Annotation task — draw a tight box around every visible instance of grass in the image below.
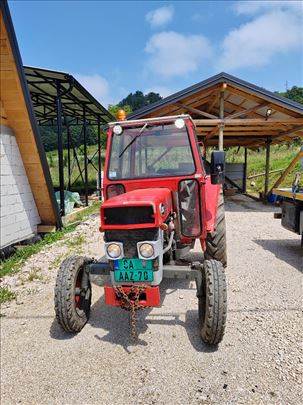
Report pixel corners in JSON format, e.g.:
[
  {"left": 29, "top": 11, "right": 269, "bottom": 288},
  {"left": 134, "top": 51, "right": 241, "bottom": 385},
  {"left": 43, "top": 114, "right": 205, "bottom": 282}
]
[
  {"left": 0, "top": 201, "right": 101, "bottom": 280},
  {"left": 48, "top": 143, "right": 301, "bottom": 194},
  {"left": 47, "top": 146, "right": 105, "bottom": 190},
  {"left": 0, "top": 287, "right": 16, "bottom": 305},
  {"left": 27, "top": 267, "right": 44, "bottom": 282},
  {"left": 223, "top": 144, "right": 300, "bottom": 193},
  {"left": 65, "top": 234, "right": 86, "bottom": 248}
]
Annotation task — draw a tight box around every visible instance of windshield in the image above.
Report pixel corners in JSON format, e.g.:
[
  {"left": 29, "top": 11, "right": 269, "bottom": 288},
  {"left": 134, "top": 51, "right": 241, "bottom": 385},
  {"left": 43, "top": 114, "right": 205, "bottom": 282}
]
[{"left": 108, "top": 123, "right": 196, "bottom": 180}]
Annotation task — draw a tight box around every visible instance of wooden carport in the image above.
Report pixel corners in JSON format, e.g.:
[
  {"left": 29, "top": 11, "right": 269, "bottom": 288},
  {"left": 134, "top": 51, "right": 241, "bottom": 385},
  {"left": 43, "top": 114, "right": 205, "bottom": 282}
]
[{"left": 128, "top": 73, "right": 303, "bottom": 194}]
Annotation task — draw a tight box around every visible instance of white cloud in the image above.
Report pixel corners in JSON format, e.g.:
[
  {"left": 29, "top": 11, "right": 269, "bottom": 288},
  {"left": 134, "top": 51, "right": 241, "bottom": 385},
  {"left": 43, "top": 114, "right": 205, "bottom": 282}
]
[
  {"left": 234, "top": 0, "right": 302, "bottom": 15},
  {"left": 218, "top": 9, "right": 302, "bottom": 71},
  {"left": 74, "top": 73, "right": 110, "bottom": 104},
  {"left": 144, "top": 85, "right": 173, "bottom": 98},
  {"left": 145, "top": 31, "right": 213, "bottom": 78},
  {"left": 146, "top": 5, "right": 174, "bottom": 28}
]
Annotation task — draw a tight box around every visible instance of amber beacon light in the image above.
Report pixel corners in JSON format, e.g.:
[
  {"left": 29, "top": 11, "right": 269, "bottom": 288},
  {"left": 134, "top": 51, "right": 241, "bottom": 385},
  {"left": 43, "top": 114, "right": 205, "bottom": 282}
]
[{"left": 116, "top": 109, "right": 127, "bottom": 120}]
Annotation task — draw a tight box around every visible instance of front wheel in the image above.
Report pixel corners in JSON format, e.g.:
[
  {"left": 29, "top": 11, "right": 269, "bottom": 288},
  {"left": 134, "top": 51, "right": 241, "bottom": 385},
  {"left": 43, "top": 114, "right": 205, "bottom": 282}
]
[
  {"left": 54, "top": 255, "right": 92, "bottom": 333},
  {"left": 197, "top": 259, "right": 227, "bottom": 345}
]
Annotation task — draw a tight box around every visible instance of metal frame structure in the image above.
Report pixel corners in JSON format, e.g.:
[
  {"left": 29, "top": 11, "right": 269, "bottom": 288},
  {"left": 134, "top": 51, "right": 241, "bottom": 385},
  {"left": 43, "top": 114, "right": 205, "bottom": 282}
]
[{"left": 24, "top": 66, "right": 114, "bottom": 216}]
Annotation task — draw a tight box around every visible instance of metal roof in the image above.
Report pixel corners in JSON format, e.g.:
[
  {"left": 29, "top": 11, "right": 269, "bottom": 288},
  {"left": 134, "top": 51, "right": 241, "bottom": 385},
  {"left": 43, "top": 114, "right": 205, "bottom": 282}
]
[
  {"left": 24, "top": 66, "right": 114, "bottom": 126},
  {"left": 128, "top": 72, "right": 303, "bottom": 148},
  {"left": 129, "top": 72, "right": 303, "bottom": 119}
]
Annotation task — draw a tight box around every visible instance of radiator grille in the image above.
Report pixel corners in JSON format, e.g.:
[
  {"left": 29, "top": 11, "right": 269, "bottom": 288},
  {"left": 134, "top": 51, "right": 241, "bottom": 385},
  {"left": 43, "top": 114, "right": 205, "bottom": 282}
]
[{"left": 103, "top": 206, "right": 154, "bottom": 225}]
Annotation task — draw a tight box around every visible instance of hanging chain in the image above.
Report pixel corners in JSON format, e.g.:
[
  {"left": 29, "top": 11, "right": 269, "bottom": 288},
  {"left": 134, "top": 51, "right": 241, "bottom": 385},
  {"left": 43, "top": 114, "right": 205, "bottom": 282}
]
[{"left": 113, "top": 285, "right": 148, "bottom": 340}]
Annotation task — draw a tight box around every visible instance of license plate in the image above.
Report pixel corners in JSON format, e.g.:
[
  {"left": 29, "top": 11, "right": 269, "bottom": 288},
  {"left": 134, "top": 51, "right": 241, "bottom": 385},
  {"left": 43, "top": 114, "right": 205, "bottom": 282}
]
[{"left": 113, "top": 258, "right": 153, "bottom": 282}]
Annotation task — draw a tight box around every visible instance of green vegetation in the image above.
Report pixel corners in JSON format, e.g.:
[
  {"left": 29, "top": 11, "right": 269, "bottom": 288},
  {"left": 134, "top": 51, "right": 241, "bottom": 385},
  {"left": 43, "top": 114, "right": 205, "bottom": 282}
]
[
  {"left": 40, "top": 122, "right": 108, "bottom": 153},
  {"left": 46, "top": 144, "right": 105, "bottom": 190},
  {"left": 27, "top": 268, "right": 43, "bottom": 282},
  {"left": 0, "top": 202, "right": 101, "bottom": 279},
  {"left": 43, "top": 86, "right": 302, "bottom": 193},
  {"left": 0, "top": 287, "right": 16, "bottom": 305},
  {"left": 39, "top": 90, "right": 162, "bottom": 153},
  {"left": 65, "top": 234, "right": 86, "bottom": 248},
  {"left": 277, "top": 86, "right": 303, "bottom": 104},
  {"left": 224, "top": 144, "right": 300, "bottom": 193},
  {"left": 117, "top": 91, "right": 162, "bottom": 111}
]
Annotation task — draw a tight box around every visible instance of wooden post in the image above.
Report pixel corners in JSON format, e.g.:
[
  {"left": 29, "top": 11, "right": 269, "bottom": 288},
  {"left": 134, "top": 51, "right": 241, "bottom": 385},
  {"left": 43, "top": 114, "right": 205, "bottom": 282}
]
[
  {"left": 264, "top": 138, "right": 271, "bottom": 195},
  {"left": 243, "top": 147, "right": 247, "bottom": 193},
  {"left": 219, "top": 84, "right": 225, "bottom": 150},
  {"left": 270, "top": 148, "right": 303, "bottom": 191}
]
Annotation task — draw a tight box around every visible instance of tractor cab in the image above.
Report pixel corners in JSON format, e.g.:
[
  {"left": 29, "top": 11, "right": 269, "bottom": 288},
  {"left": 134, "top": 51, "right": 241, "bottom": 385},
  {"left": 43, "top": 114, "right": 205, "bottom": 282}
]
[
  {"left": 102, "top": 115, "right": 224, "bottom": 243},
  {"left": 54, "top": 113, "right": 228, "bottom": 346}
]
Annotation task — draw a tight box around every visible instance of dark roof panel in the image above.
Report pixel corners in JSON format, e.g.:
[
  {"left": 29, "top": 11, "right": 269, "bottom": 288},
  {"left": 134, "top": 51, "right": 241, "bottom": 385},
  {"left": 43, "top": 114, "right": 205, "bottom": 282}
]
[
  {"left": 24, "top": 66, "right": 114, "bottom": 125},
  {"left": 129, "top": 72, "right": 303, "bottom": 119}
]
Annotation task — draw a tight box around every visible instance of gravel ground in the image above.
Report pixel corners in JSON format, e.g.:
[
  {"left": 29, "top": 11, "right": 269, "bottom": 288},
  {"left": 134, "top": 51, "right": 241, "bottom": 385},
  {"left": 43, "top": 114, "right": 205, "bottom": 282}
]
[{"left": 1, "top": 195, "right": 302, "bottom": 405}]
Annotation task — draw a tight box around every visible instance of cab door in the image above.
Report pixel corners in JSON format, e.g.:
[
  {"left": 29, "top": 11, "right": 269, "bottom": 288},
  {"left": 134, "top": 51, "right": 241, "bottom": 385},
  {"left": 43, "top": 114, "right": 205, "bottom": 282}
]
[{"left": 178, "top": 179, "right": 202, "bottom": 237}]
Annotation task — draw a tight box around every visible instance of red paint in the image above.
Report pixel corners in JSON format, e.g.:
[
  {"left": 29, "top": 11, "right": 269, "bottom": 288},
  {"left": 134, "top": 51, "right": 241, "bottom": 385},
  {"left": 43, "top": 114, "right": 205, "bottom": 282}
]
[
  {"left": 101, "top": 117, "right": 220, "bottom": 245},
  {"left": 104, "top": 285, "right": 160, "bottom": 307},
  {"left": 75, "top": 278, "right": 81, "bottom": 308},
  {"left": 204, "top": 177, "right": 220, "bottom": 233},
  {"left": 100, "top": 188, "right": 172, "bottom": 230}
]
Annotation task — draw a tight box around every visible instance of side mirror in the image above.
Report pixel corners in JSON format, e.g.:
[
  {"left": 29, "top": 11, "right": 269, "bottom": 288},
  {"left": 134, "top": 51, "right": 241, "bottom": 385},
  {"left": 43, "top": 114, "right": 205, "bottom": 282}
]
[{"left": 210, "top": 151, "right": 225, "bottom": 184}]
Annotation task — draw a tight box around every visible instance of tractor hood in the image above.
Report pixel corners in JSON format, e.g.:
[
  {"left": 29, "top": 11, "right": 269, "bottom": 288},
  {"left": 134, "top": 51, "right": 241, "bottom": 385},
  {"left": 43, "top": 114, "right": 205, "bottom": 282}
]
[{"left": 100, "top": 188, "right": 172, "bottom": 230}]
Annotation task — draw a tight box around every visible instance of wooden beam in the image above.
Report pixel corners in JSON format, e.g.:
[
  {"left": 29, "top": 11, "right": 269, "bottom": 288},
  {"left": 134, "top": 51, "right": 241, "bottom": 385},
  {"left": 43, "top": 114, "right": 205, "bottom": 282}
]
[
  {"left": 207, "top": 93, "right": 220, "bottom": 113},
  {"left": 217, "top": 99, "right": 269, "bottom": 120},
  {"left": 174, "top": 102, "right": 218, "bottom": 119},
  {"left": 270, "top": 149, "right": 303, "bottom": 191},
  {"left": 195, "top": 118, "right": 303, "bottom": 126},
  {"left": 225, "top": 102, "right": 268, "bottom": 120},
  {"left": 243, "top": 148, "right": 247, "bottom": 193},
  {"left": 228, "top": 85, "right": 301, "bottom": 118},
  {"left": 219, "top": 88, "right": 225, "bottom": 150},
  {"left": 264, "top": 139, "right": 271, "bottom": 195},
  {"left": 210, "top": 131, "right": 280, "bottom": 136},
  {"left": 37, "top": 225, "right": 56, "bottom": 233},
  {"left": 272, "top": 124, "right": 303, "bottom": 141},
  {"left": 204, "top": 125, "right": 219, "bottom": 141}
]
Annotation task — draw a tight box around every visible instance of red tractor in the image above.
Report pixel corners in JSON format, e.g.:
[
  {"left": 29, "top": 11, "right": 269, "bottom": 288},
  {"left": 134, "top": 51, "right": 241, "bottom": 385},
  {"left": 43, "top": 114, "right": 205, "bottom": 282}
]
[{"left": 55, "top": 114, "right": 227, "bottom": 345}]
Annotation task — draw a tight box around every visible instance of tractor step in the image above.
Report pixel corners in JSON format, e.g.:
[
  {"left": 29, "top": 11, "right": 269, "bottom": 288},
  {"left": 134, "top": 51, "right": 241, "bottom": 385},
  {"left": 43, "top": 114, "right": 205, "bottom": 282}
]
[
  {"left": 163, "top": 265, "right": 199, "bottom": 280},
  {"left": 104, "top": 285, "right": 160, "bottom": 307}
]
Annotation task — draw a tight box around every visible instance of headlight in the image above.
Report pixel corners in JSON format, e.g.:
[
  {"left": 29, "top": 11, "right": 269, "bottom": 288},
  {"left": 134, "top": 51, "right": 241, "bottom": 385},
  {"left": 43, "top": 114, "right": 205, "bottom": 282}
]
[
  {"left": 106, "top": 243, "right": 122, "bottom": 258},
  {"left": 139, "top": 243, "right": 154, "bottom": 258}
]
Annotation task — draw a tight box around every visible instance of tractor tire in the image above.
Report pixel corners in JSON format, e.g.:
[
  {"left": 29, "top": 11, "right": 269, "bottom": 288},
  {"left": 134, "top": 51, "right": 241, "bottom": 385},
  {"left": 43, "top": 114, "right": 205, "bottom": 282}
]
[
  {"left": 198, "top": 259, "right": 227, "bottom": 345},
  {"left": 205, "top": 191, "right": 227, "bottom": 267},
  {"left": 54, "top": 255, "right": 92, "bottom": 333}
]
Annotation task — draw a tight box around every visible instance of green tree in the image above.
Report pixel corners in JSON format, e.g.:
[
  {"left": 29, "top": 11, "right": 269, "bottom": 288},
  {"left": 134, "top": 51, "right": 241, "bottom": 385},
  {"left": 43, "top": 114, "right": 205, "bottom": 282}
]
[
  {"left": 277, "top": 86, "right": 303, "bottom": 105},
  {"left": 118, "top": 91, "right": 162, "bottom": 111}
]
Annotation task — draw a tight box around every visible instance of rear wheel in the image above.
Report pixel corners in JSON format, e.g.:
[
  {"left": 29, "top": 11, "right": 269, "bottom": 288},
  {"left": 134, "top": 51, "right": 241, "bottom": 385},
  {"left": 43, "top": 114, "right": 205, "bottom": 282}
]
[
  {"left": 54, "top": 255, "right": 92, "bottom": 333},
  {"left": 198, "top": 259, "right": 227, "bottom": 345},
  {"left": 205, "top": 191, "right": 227, "bottom": 267}
]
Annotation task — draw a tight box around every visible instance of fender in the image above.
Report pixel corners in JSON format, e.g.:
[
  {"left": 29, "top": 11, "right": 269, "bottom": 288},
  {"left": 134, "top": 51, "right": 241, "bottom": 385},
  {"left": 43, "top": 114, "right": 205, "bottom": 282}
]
[{"left": 204, "top": 176, "right": 221, "bottom": 233}]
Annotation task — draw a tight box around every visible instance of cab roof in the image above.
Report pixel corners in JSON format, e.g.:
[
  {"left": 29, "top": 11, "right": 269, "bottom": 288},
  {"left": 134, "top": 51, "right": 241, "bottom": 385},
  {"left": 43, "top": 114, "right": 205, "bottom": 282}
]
[{"left": 108, "top": 114, "right": 195, "bottom": 128}]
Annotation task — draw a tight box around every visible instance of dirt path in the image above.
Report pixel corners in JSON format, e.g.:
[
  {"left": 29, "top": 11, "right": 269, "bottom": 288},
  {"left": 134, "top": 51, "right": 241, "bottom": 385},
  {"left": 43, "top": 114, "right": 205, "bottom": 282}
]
[{"left": 1, "top": 196, "right": 302, "bottom": 405}]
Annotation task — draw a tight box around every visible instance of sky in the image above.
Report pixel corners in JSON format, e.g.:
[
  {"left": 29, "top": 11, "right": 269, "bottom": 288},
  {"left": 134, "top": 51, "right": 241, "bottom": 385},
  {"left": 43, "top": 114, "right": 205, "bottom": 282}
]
[{"left": 8, "top": 0, "right": 303, "bottom": 108}]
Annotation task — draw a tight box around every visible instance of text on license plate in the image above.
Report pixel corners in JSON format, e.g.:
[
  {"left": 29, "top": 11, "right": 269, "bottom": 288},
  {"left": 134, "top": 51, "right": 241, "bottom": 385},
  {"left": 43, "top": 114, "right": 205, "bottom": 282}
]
[{"left": 113, "top": 258, "right": 153, "bottom": 282}]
